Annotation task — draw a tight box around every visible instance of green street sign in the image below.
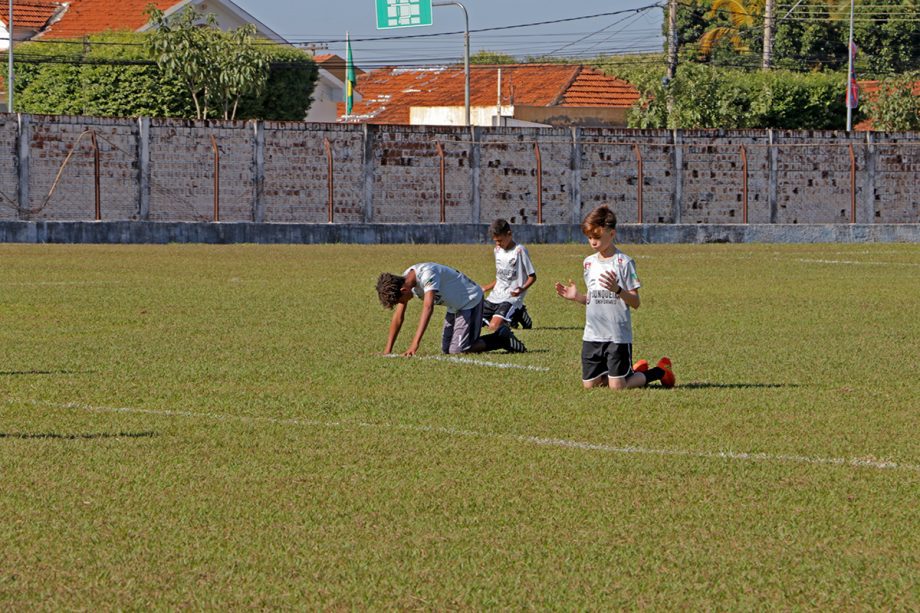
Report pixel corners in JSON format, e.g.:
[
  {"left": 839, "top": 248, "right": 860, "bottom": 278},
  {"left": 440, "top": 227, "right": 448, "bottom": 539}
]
[{"left": 375, "top": 0, "right": 433, "bottom": 29}]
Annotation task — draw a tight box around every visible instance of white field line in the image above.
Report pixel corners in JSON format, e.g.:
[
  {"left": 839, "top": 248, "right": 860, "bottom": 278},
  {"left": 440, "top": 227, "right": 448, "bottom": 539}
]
[
  {"left": 0, "top": 280, "right": 123, "bottom": 286},
  {"left": 794, "top": 258, "right": 920, "bottom": 267},
  {"left": 19, "top": 399, "right": 920, "bottom": 474},
  {"left": 382, "top": 354, "right": 550, "bottom": 372}
]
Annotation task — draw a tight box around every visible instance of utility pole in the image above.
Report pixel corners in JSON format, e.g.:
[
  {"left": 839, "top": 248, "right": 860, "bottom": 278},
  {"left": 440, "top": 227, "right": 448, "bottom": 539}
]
[
  {"left": 433, "top": 1, "right": 470, "bottom": 127},
  {"left": 762, "top": 0, "right": 774, "bottom": 69},
  {"left": 846, "top": 0, "right": 856, "bottom": 131},
  {"left": 666, "top": 0, "right": 678, "bottom": 80}
]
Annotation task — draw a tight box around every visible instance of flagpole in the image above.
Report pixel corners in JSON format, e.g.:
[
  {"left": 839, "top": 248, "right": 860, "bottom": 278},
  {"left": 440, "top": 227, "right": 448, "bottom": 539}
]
[
  {"left": 846, "top": 0, "right": 855, "bottom": 131},
  {"left": 345, "top": 31, "right": 355, "bottom": 117},
  {"left": 7, "top": 0, "right": 13, "bottom": 111}
]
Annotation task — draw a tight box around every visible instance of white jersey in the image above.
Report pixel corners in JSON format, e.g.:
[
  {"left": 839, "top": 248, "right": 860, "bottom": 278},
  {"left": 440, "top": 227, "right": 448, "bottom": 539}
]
[
  {"left": 582, "top": 250, "right": 641, "bottom": 343},
  {"left": 486, "top": 243, "right": 536, "bottom": 307},
  {"left": 404, "top": 262, "right": 482, "bottom": 314}
]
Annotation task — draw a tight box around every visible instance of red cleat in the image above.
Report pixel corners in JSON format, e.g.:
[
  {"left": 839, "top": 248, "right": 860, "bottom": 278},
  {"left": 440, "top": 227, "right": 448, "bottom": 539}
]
[
  {"left": 632, "top": 359, "right": 649, "bottom": 374},
  {"left": 657, "top": 357, "right": 676, "bottom": 388}
]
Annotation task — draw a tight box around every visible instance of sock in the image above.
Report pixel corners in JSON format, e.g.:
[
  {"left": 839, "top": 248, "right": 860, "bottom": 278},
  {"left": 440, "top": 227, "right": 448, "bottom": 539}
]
[{"left": 643, "top": 367, "right": 665, "bottom": 384}]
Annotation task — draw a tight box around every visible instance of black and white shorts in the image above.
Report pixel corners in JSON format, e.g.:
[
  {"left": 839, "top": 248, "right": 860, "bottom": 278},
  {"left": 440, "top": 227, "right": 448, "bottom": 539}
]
[
  {"left": 481, "top": 300, "right": 515, "bottom": 325},
  {"left": 581, "top": 341, "right": 633, "bottom": 382}
]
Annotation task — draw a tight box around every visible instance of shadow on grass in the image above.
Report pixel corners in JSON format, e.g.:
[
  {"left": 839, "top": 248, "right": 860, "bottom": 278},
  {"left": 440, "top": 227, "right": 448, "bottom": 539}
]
[
  {"left": 678, "top": 382, "right": 798, "bottom": 390},
  {"left": 0, "top": 431, "right": 158, "bottom": 440},
  {"left": 0, "top": 370, "right": 94, "bottom": 376}
]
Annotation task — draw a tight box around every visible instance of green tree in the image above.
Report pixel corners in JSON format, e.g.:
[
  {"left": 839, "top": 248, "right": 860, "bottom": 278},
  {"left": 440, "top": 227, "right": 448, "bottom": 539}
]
[
  {"left": 146, "top": 6, "right": 269, "bottom": 120},
  {"left": 865, "top": 71, "right": 920, "bottom": 130},
  {"left": 14, "top": 30, "right": 316, "bottom": 121},
  {"left": 623, "top": 63, "right": 849, "bottom": 129},
  {"left": 15, "top": 33, "right": 192, "bottom": 117},
  {"left": 469, "top": 50, "right": 517, "bottom": 64}
]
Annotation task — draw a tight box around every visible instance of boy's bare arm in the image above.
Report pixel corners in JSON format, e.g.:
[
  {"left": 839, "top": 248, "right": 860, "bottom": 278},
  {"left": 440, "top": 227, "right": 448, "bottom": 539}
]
[
  {"left": 384, "top": 302, "right": 407, "bottom": 354},
  {"left": 404, "top": 290, "right": 436, "bottom": 356},
  {"left": 481, "top": 279, "right": 496, "bottom": 292},
  {"left": 554, "top": 280, "right": 587, "bottom": 305},
  {"left": 512, "top": 273, "right": 537, "bottom": 296}
]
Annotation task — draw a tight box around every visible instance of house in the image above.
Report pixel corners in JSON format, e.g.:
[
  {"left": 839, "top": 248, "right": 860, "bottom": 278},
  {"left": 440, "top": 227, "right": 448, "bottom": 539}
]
[
  {"left": 307, "top": 54, "right": 364, "bottom": 123},
  {"left": 0, "top": 0, "right": 343, "bottom": 121},
  {"left": 337, "top": 64, "right": 640, "bottom": 128}
]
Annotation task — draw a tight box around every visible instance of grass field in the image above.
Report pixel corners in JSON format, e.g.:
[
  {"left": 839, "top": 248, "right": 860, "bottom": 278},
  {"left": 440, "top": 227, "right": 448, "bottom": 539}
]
[{"left": 1, "top": 241, "right": 918, "bottom": 609}]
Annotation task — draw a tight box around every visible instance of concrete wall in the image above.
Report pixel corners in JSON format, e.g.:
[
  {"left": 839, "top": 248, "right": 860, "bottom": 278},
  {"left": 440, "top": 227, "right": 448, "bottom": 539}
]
[
  {"left": 0, "top": 221, "right": 916, "bottom": 245},
  {"left": 0, "top": 114, "right": 917, "bottom": 227}
]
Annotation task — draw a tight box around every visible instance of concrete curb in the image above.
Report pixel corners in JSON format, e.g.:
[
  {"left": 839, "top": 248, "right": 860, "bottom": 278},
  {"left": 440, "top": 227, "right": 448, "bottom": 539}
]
[{"left": 0, "top": 221, "right": 918, "bottom": 244}]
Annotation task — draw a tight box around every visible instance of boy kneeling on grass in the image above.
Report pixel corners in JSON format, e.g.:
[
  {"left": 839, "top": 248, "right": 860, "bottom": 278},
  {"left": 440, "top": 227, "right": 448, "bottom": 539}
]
[
  {"left": 554, "top": 205, "right": 675, "bottom": 390},
  {"left": 377, "top": 262, "right": 526, "bottom": 356}
]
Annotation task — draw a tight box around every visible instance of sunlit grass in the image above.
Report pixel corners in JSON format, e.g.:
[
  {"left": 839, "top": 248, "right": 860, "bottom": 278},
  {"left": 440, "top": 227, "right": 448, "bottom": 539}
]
[{"left": 0, "top": 242, "right": 918, "bottom": 609}]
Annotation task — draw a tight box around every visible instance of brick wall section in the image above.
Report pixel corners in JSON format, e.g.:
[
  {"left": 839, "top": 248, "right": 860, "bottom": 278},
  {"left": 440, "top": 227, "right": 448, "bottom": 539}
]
[
  {"left": 478, "top": 127, "right": 573, "bottom": 225},
  {"left": 0, "top": 116, "right": 17, "bottom": 221},
  {"left": 872, "top": 132, "right": 920, "bottom": 224},
  {"left": 373, "top": 125, "right": 470, "bottom": 224},
  {"left": 772, "top": 131, "right": 862, "bottom": 223},
  {"left": 148, "top": 119, "right": 253, "bottom": 222},
  {"left": 262, "top": 122, "right": 365, "bottom": 223},
  {"left": 27, "top": 115, "right": 139, "bottom": 221},
  {"left": 1, "top": 113, "right": 917, "bottom": 225},
  {"left": 579, "top": 129, "right": 674, "bottom": 224},
  {"left": 680, "top": 131, "right": 771, "bottom": 224}
]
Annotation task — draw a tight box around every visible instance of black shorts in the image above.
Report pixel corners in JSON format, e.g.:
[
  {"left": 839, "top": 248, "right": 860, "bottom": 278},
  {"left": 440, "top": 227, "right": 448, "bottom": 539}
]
[
  {"left": 582, "top": 341, "right": 633, "bottom": 382},
  {"left": 481, "top": 300, "right": 513, "bottom": 325}
]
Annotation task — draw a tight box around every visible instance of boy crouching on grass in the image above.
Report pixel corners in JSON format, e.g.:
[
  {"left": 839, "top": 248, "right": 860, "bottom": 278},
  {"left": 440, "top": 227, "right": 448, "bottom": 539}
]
[
  {"left": 481, "top": 219, "right": 537, "bottom": 332},
  {"left": 377, "top": 262, "right": 526, "bottom": 356},
  {"left": 554, "top": 205, "right": 675, "bottom": 390}
]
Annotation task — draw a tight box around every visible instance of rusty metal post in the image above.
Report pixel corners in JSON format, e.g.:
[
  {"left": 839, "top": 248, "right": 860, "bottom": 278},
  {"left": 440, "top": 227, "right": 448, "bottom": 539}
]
[
  {"left": 633, "top": 143, "right": 643, "bottom": 224},
  {"left": 533, "top": 142, "right": 543, "bottom": 224},
  {"left": 324, "top": 138, "right": 334, "bottom": 223},
  {"left": 849, "top": 143, "right": 856, "bottom": 223},
  {"left": 90, "top": 130, "right": 101, "bottom": 221},
  {"left": 210, "top": 135, "right": 220, "bottom": 222},
  {"left": 435, "top": 142, "right": 446, "bottom": 223},
  {"left": 740, "top": 144, "right": 748, "bottom": 224}
]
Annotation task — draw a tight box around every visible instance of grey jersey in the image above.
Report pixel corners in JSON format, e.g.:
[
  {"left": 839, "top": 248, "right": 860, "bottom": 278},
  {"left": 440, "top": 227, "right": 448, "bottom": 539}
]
[
  {"left": 487, "top": 243, "right": 536, "bottom": 307},
  {"left": 404, "top": 262, "right": 483, "bottom": 314},
  {"left": 582, "top": 250, "right": 641, "bottom": 343}
]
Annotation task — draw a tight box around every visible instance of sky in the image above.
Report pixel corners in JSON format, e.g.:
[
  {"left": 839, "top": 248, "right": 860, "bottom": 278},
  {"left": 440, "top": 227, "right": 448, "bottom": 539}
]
[{"left": 232, "top": 0, "right": 666, "bottom": 69}]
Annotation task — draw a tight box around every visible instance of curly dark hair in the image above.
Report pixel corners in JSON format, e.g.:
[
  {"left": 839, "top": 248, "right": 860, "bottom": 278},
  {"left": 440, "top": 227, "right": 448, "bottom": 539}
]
[
  {"left": 581, "top": 205, "right": 617, "bottom": 235},
  {"left": 376, "top": 272, "right": 406, "bottom": 309}
]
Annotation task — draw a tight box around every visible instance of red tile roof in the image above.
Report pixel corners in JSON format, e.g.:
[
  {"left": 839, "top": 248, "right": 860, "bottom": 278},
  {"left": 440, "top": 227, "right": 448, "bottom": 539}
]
[
  {"left": 0, "top": 2, "right": 65, "bottom": 30},
  {"left": 339, "top": 64, "right": 639, "bottom": 124},
  {"left": 36, "top": 0, "right": 176, "bottom": 39}
]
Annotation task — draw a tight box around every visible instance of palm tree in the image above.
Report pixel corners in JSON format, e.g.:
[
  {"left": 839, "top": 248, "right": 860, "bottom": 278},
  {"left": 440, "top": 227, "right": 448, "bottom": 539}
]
[{"left": 696, "top": 0, "right": 766, "bottom": 57}]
